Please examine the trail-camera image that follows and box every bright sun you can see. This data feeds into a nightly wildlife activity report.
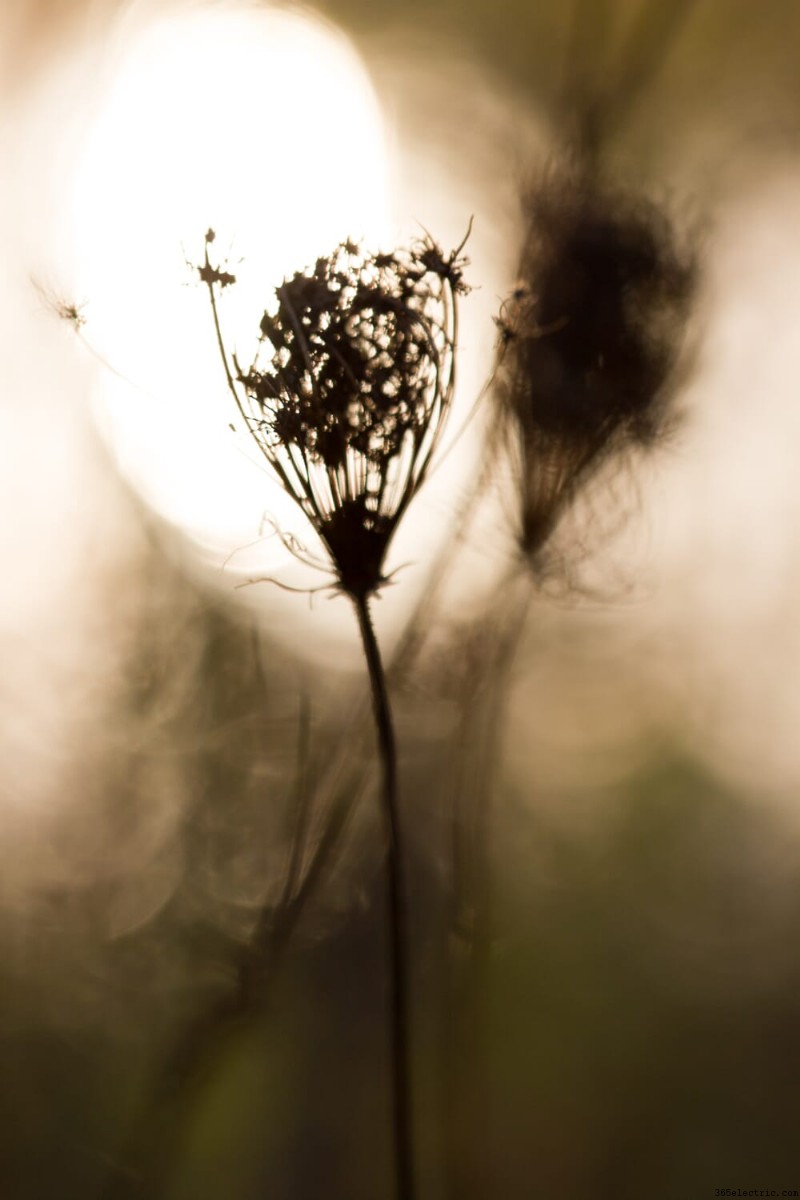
[68,5,392,555]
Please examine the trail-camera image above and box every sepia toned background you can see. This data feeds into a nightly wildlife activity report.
[3,2,800,1197]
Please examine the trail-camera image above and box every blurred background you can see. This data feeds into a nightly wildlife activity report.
[4,1,800,1197]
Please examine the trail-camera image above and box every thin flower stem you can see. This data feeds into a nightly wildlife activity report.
[443,567,532,1200]
[239,686,317,997]
[352,592,415,1200]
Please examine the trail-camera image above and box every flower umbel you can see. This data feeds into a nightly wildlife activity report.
[201,230,468,598]
[496,172,696,561]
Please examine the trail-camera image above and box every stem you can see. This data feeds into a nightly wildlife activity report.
[247,687,314,977]
[352,592,414,1200]
[443,568,532,1200]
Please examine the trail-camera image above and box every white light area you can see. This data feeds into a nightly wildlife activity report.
[639,162,800,800]
[68,5,393,553]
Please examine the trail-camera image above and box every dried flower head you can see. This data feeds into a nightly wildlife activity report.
[496,171,696,561]
[201,230,468,599]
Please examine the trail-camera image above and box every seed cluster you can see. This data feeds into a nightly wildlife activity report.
[497,173,696,559]
[202,232,467,598]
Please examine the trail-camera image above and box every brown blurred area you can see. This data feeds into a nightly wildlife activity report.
[5,3,800,1198]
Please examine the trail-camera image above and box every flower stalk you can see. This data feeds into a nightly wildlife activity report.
[353,591,413,1200]
[200,228,469,1200]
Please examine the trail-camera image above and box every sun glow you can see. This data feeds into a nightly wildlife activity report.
[68,5,393,555]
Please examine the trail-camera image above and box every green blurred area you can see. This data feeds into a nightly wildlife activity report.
[315,0,800,175]
[5,691,800,1198]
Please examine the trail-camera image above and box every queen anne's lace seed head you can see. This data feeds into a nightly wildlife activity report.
[202,231,468,599]
[496,172,696,561]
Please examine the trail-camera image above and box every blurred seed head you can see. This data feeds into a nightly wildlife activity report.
[496,167,697,565]
[204,231,468,600]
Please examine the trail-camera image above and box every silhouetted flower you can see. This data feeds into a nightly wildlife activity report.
[201,230,468,599]
[496,170,696,561]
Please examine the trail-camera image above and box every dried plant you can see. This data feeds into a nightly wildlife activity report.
[496,170,696,566]
[200,228,466,599]
[199,227,469,1200]
[432,171,698,1200]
